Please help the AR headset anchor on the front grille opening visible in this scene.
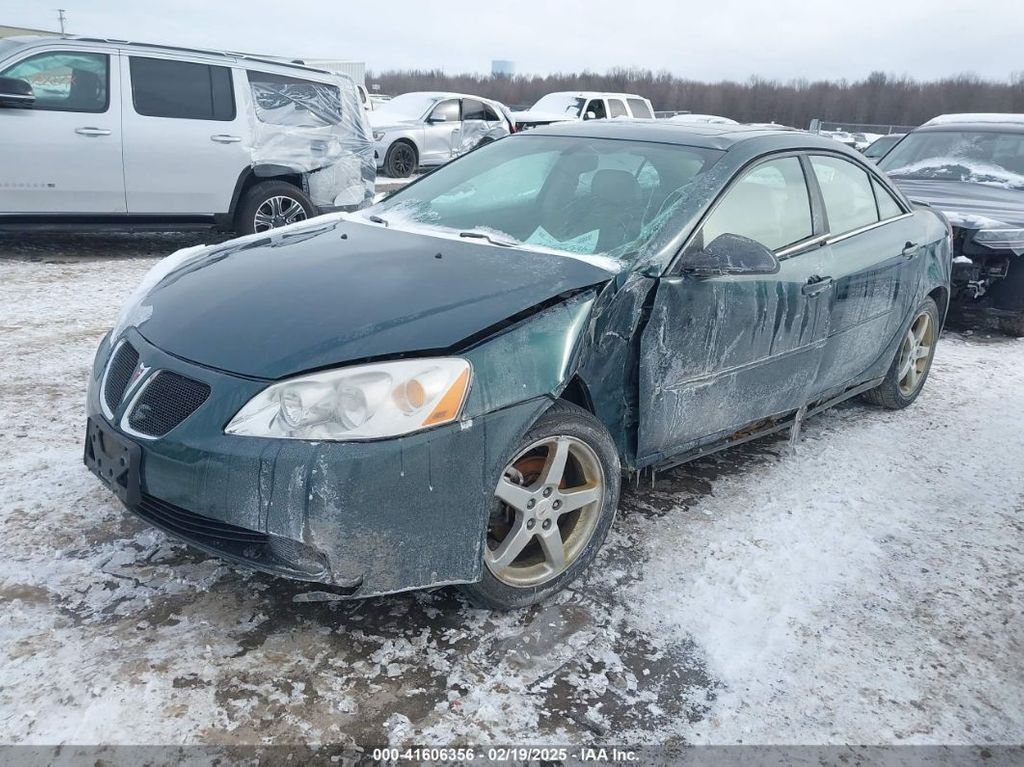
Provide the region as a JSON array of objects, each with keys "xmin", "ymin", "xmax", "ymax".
[
  {"xmin": 103, "ymin": 342, "xmax": 139, "ymax": 414},
  {"xmin": 136, "ymin": 494, "xmax": 268, "ymax": 545},
  {"xmin": 127, "ymin": 372, "xmax": 210, "ymax": 438}
]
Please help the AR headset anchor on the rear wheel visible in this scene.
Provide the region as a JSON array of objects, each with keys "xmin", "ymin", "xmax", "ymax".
[
  {"xmin": 235, "ymin": 180, "xmax": 315, "ymax": 235},
  {"xmin": 863, "ymin": 297, "xmax": 939, "ymax": 409},
  {"xmin": 383, "ymin": 141, "xmax": 417, "ymax": 178},
  {"xmin": 459, "ymin": 401, "xmax": 620, "ymax": 610}
]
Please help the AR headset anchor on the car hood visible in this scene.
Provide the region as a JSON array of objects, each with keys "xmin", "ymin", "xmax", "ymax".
[
  {"xmin": 889, "ymin": 178, "xmax": 1024, "ymax": 228},
  {"xmin": 367, "ymin": 113, "xmax": 420, "ymax": 130},
  {"xmin": 134, "ymin": 219, "xmax": 615, "ymax": 380}
]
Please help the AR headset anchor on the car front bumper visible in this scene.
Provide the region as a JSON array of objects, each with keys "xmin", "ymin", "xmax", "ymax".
[{"xmin": 85, "ymin": 328, "xmax": 549, "ymax": 598}]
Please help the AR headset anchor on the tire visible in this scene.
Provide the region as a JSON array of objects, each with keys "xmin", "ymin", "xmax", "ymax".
[
  {"xmin": 234, "ymin": 180, "xmax": 315, "ymax": 236},
  {"xmin": 459, "ymin": 400, "xmax": 621, "ymax": 610},
  {"xmin": 383, "ymin": 141, "xmax": 418, "ymax": 178},
  {"xmin": 863, "ymin": 297, "xmax": 940, "ymax": 410}
]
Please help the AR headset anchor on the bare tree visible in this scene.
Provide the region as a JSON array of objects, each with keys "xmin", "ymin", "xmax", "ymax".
[{"xmin": 369, "ymin": 69, "xmax": 1024, "ymax": 128}]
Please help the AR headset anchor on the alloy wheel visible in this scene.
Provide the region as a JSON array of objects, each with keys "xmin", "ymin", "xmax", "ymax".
[
  {"xmin": 389, "ymin": 145, "xmax": 415, "ymax": 176},
  {"xmin": 485, "ymin": 435, "xmax": 605, "ymax": 587},
  {"xmin": 897, "ymin": 310, "xmax": 935, "ymax": 396},
  {"xmin": 253, "ymin": 195, "xmax": 307, "ymax": 233}
]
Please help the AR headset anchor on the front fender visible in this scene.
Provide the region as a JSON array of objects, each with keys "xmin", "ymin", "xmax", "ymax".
[{"xmin": 459, "ymin": 291, "xmax": 598, "ymax": 419}]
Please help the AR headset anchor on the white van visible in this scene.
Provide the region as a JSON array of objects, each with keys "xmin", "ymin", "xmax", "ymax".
[{"xmin": 0, "ymin": 36, "xmax": 375, "ymax": 235}]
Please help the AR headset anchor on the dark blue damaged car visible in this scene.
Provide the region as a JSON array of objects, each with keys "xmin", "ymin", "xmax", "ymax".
[{"xmin": 85, "ymin": 121, "xmax": 951, "ymax": 609}]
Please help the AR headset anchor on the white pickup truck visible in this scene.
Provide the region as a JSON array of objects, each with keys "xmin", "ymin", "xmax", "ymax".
[{"xmin": 512, "ymin": 91, "xmax": 655, "ymax": 130}]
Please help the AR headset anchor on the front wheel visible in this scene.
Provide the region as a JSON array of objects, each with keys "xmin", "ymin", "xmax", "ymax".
[
  {"xmin": 383, "ymin": 141, "xmax": 418, "ymax": 178},
  {"xmin": 863, "ymin": 297, "xmax": 940, "ymax": 409},
  {"xmin": 459, "ymin": 401, "xmax": 621, "ymax": 610},
  {"xmin": 235, "ymin": 180, "xmax": 315, "ymax": 236}
]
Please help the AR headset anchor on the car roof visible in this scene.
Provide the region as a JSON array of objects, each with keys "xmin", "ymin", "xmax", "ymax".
[
  {"xmin": 527, "ymin": 118, "xmax": 840, "ymax": 152},
  {"xmin": 0, "ymin": 34, "xmax": 340, "ymax": 80},
  {"xmin": 543, "ymin": 91, "xmax": 649, "ymax": 101},
  {"xmin": 396, "ymin": 91, "xmax": 504, "ymax": 105},
  {"xmin": 915, "ymin": 116, "xmax": 1024, "ymax": 134}
]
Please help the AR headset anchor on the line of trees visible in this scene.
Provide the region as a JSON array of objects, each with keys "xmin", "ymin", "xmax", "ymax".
[{"xmin": 368, "ymin": 68, "xmax": 1024, "ymax": 129}]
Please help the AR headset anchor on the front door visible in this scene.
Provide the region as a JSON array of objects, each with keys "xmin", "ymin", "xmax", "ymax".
[
  {"xmin": 421, "ymin": 98, "xmax": 461, "ymax": 164},
  {"xmin": 0, "ymin": 48, "xmax": 125, "ymax": 214},
  {"xmin": 120, "ymin": 55, "xmax": 247, "ymax": 215},
  {"xmin": 637, "ymin": 155, "xmax": 833, "ymax": 463}
]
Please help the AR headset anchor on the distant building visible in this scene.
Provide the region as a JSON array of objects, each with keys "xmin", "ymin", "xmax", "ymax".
[
  {"xmin": 492, "ymin": 59, "xmax": 515, "ymax": 78},
  {"xmin": 0, "ymin": 24, "xmax": 60, "ymax": 38}
]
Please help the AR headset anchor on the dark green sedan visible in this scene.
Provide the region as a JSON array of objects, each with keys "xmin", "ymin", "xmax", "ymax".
[{"xmin": 85, "ymin": 121, "xmax": 951, "ymax": 609}]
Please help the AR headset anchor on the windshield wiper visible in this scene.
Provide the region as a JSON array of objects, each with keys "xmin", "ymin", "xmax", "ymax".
[
  {"xmin": 368, "ymin": 214, "xmax": 389, "ymax": 227},
  {"xmin": 458, "ymin": 231, "xmax": 518, "ymax": 247}
]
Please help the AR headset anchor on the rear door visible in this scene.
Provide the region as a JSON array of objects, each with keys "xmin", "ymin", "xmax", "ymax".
[
  {"xmin": 0, "ymin": 47, "xmax": 125, "ymax": 213},
  {"xmin": 120, "ymin": 54, "xmax": 247, "ymax": 215},
  {"xmin": 637, "ymin": 155, "xmax": 833, "ymax": 462},
  {"xmin": 807, "ymin": 154, "xmax": 920, "ymax": 393},
  {"xmin": 458, "ymin": 98, "xmax": 491, "ymax": 154},
  {"xmin": 607, "ymin": 98, "xmax": 628, "ymax": 118}
]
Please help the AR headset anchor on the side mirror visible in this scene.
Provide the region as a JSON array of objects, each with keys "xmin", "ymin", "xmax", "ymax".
[
  {"xmin": 584, "ymin": 111, "xmax": 597, "ymax": 120},
  {"xmin": 682, "ymin": 233, "xmax": 781, "ymax": 276},
  {"xmin": 0, "ymin": 76, "xmax": 34, "ymax": 109},
  {"xmin": 427, "ymin": 114, "xmax": 449, "ymax": 124}
]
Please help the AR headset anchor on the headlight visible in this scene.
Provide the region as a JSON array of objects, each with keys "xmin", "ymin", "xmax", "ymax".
[
  {"xmin": 372, "ymin": 130, "xmax": 385, "ymax": 141},
  {"xmin": 973, "ymin": 228, "xmax": 1024, "ymax": 251},
  {"xmin": 225, "ymin": 358, "xmax": 471, "ymax": 441}
]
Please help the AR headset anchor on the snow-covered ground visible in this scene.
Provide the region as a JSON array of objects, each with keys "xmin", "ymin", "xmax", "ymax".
[{"xmin": 0, "ymin": 234, "xmax": 1022, "ymax": 747}]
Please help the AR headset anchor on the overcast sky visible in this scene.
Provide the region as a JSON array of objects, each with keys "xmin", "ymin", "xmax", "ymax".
[{"xmin": 1, "ymin": 0, "xmax": 1019, "ymax": 82}]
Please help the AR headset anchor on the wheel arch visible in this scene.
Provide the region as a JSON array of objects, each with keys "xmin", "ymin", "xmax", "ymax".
[
  {"xmin": 928, "ymin": 284, "xmax": 950, "ymax": 327},
  {"xmin": 557, "ymin": 375, "xmax": 596, "ymax": 415},
  {"xmin": 228, "ymin": 166, "xmax": 305, "ymax": 220}
]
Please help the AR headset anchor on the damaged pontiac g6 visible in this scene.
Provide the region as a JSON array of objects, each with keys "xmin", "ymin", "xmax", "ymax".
[{"xmin": 85, "ymin": 122, "xmax": 951, "ymax": 609}]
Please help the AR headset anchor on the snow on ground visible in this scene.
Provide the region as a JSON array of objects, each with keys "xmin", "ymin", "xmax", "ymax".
[{"xmin": 0, "ymin": 233, "xmax": 1022, "ymax": 747}]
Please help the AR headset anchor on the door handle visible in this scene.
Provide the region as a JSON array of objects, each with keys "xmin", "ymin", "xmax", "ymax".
[
  {"xmin": 75, "ymin": 127, "xmax": 111, "ymax": 136},
  {"xmin": 901, "ymin": 241, "xmax": 920, "ymax": 259},
  {"xmin": 210, "ymin": 134, "xmax": 242, "ymax": 143},
  {"xmin": 802, "ymin": 275, "xmax": 834, "ymax": 296}
]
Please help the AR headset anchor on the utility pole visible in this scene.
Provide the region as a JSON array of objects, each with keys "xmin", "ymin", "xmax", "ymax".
[{"xmin": 56, "ymin": 8, "xmax": 67, "ymax": 34}]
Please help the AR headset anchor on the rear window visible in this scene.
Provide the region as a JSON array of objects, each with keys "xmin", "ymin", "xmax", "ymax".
[
  {"xmin": 130, "ymin": 57, "xmax": 234, "ymax": 121},
  {"xmin": 627, "ymin": 98, "xmax": 653, "ymax": 119},
  {"xmin": 608, "ymin": 99, "xmax": 628, "ymax": 118},
  {"xmin": 247, "ymin": 71, "xmax": 342, "ymax": 127}
]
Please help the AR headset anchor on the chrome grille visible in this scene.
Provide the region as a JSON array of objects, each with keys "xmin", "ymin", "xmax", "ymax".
[{"xmin": 102, "ymin": 342, "xmax": 139, "ymax": 415}]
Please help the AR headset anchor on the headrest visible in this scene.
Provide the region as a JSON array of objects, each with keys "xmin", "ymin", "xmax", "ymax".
[{"xmin": 590, "ymin": 169, "xmax": 641, "ymax": 205}]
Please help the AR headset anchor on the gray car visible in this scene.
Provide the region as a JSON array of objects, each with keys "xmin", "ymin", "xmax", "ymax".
[{"xmin": 370, "ymin": 91, "xmax": 513, "ymax": 177}]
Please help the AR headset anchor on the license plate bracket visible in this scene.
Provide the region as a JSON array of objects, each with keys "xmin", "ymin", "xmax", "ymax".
[{"xmin": 84, "ymin": 417, "xmax": 141, "ymax": 506}]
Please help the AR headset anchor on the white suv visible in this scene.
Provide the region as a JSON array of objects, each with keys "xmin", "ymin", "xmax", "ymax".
[
  {"xmin": 0, "ymin": 36, "xmax": 375, "ymax": 235},
  {"xmin": 512, "ymin": 91, "xmax": 655, "ymax": 130}
]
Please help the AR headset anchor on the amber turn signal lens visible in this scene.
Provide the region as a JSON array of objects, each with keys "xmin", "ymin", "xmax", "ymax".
[{"xmin": 422, "ymin": 367, "xmax": 470, "ymax": 426}]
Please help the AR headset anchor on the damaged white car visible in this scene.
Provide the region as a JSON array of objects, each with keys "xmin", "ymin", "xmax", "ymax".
[
  {"xmin": 0, "ymin": 36, "xmax": 375, "ymax": 235},
  {"xmin": 369, "ymin": 91, "xmax": 514, "ymax": 178}
]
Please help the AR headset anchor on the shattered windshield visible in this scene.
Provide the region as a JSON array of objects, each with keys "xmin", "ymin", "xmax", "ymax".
[
  {"xmin": 364, "ymin": 134, "xmax": 722, "ymax": 264},
  {"xmin": 879, "ymin": 130, "xmax": 1024, "ymax": 189},
  {"xmin": 530, "ymin": 94, "xmax": 587, "ymax": 117}
]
